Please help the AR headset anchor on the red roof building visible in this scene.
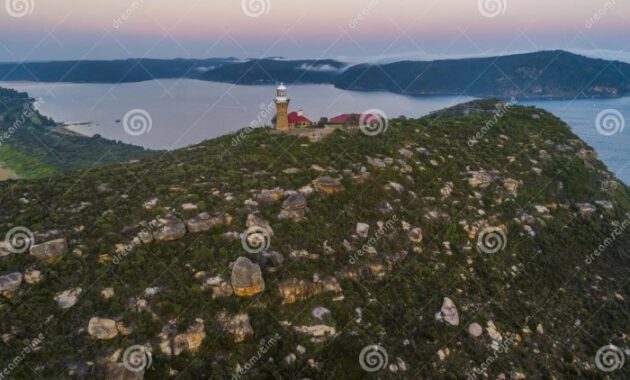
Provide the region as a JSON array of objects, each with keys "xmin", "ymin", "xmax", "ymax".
[{"xmin": 288, "ymin": 110, "xmax": 313, "ymax": 128}]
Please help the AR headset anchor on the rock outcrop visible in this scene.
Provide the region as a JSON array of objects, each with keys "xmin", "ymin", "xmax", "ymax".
[
  {"xmin": 0, "ymin": 272, "xmax": 23, "ymax": 296},
  {"xmin": 88, "ymin": 317, "xmax": 118, "ymax": 340},
  {"xmin": 278, "ymin": 193, "xmax": 308, "ymax": 221},
  {"xmin": 30, "ymin": 239, "xmax": 68, "ymax": 263},
  {"xmin": 153, "ymin": 217, "xmax": 186, "ymax": 241},
  {"xmin": 231, "ymin": 257, "xmax": 265, "ymax": 297},
  {"xmin": 54, "ymin": 287, "xmax": 82, "ymax": 309},
  {"xmin": 217, "ymin": 312, "xmax": 253, "ymax": 343},
  {"xmin": 435, "ymin": 297, "xmax": 459, "ymax": 326},
  {"xmin": 313, "ymin": 177, "xmax": 345, "ymax": 194},
  {"xmin": 278, "ymin": 277, "xmax": 342, "ymax": 304}
]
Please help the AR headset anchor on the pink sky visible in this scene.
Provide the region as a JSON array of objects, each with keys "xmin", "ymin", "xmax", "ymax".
[{"xmin": 0, "ymin": 0, "xmax": 628, "ymax": 61}]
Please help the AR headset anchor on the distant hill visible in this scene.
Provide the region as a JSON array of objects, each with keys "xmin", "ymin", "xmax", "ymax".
[
  {"xmin": 1, "ymin": 51, "xmax": 630, "ymax": 98},
  {"xmin": 0, "ymin": 58, "xmax": 236, "ymax": 83},
  {"xmin": 335, "ymin": 50, "xmax": 630, "ymax": 99},
  {"xmin": 200, "ymin": 59, "xmax": 347, "ymax": 84}
]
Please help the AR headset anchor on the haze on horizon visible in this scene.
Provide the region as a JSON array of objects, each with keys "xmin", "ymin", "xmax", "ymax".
[{"xmin": 0, "ymin": 0, "xmax": 628, "ymax": 63}]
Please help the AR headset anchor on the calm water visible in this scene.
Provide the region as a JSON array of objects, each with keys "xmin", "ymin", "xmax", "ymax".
[{"xmin": 2, "ymin": 80, "xmax": 629, "ymax": 183}]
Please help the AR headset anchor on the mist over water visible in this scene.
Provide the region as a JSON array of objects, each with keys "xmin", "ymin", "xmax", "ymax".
[{"xmin": 2, "ymin": 80, "xmax": 629, "ymax": 183}]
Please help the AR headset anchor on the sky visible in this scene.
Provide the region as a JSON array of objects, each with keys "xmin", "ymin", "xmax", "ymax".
[{"xmin": 0, "ymin": 0, "xmax": 628, "ymax": 63}]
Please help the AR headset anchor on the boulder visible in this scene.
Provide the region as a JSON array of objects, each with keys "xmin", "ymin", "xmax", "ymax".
[
  {"xmin": 30, "ymin": 239, "xmax": 68, "ymax": 263},
  {"xmin": 172, "ymin": 319, "xmax": 206, "ymax": 355},
  {"xmin": 378, "ymin": 200, "xmax": 394, "ymax": 214},
  {"xmin": 24, "ymin": 270, "xmax": 42, "ymax": 284},
  {"xmin": 435, "ymin": 297, "xmax": 459, "ymax": 326},
  {"xmin": 256, "ymin": 188, "xmax": 285, "ymax": 203},
  {"xmin": 468, "ymin": 323, "xmax": 483, "ymax": 337},
  {"xmin": 577, "ymin": 203, "xmax": 597, "ymax": 216},
  {"xmin": 258, "ymin": 250, "xmax": 284, "ymax": 272},
  {"xmin": 313, "ymin": 177, "xmax": 345, "ymax": 194},
  {"xmin": 88, "ymin": 317, "xmax": 118, "ymax": 340},
  {"xmin": 467, "ymin": 171, "xmax": 494, "ymax": 188},
  {"xmin": 0, "ymin": 272, "xmax": 23, "ymax": 295},
  {"xmin": 246, "ymin": 214, "xmax": 274, "ymax": 237},
  {"xmin": 312, "ymin": 306, "xmax": 331, "ymax": 320},
  {"xmin": 503, "ymin": 178, "xmax": 519, "ymax": 195},
  {"xmin": 294, "ymin": 325, "xmax": 336, "ymax": 338},
  {"xmin": 356, "ymin": 223, "xmax": 370, "ymax": 238},
  {"xmin": 278, "ymin": 277, "xmax": 342, "ymax": 304},
  {"xmin": 153, "ymin": 217, "xmax": 186, "ymax": 241},
  {"xmin": 367, "ymin": 157, "xmax": 387, "ymax": 169},
  {"xmin": 185, "ymin": 212, "xmax": 227, "ymax": 233},
  {"xmin": 408, "ymin": 228, "xmax": 423, "ymax": 243},
  {"xmin": 231, "ymin": 257, "xmax": 265, "ymax": 297},
  {"xmin": 217, "ymin": 313, "xmax": 253, "ymax": 343},
  {"xmin": 278, "ymin": 193, "xmax": 308, "ymax": 221},
  {"xmin": 54, "ymin": 287, "xmax": 82, "ymax": 309}
]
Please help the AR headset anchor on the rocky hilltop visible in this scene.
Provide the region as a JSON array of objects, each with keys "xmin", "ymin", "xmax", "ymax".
[{"xmin": 0, "ymin": 100, "xmax": 629, "ymax": 379}]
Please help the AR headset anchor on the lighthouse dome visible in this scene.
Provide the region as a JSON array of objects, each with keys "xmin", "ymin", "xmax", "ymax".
[{"xmin": 277, "ymin": 82, "xmax": 287, "ymax": 91}]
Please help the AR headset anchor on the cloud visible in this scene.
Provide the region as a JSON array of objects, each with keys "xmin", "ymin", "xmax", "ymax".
[{"xmin": 297, "ymin": 63, "xmax": 345, "ymax": 72}]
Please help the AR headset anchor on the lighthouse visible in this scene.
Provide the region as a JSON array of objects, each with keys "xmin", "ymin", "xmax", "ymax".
[{"xmin": 274, "ymin": 83, "xmax": 290, "ymax": 131}]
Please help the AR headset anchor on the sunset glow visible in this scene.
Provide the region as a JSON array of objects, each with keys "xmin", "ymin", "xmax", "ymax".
[{"xmin": 0, "ymin": 0, "xmax": 628, "ymax": 61}]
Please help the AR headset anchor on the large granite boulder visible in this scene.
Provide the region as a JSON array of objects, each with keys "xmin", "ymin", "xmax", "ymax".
[
  {"xmin": 256, "ymin": 188, "xmax": 285, "ymax": 204},
  {"xmin": 278, "ymin": 277, "xmax": 342, "ymax": 304},
  {"xmin": 217, "ymin": 312, "xmax": 254, "ymax": 343},
  {"xmin": 54, "ymin": 287, "xmax": 82, "ymax": 309},
  {"xmin": 278, "ymin": 193, "xmax": 308, "ymax": 221},
  {"xmin": 153, "ymin": 218, "xmax": 186, "ymax": 241},
  {"xmin": 313, "ymin": 177, "xmax": 345, "ymax": 194},
  {"xmin": 0, "ymin": 272, "xmax": 23, "ymax": 296},
  {"xmin": 172, "ymin": 319, "xmax": 206, "ymax": 356},
  {"xmin": 30, "ymin": 239, "xmax": 68, "ymax": 263},
  {"xmin": 435, "ymin": 297, "xmax": 459, "ymax": 326},
  {"xmin": 88, "ymin": 317, "xmax": 118, "ymax": 340},
  {"xmin": 185, "ymin": 212, "xmax": 227, "ymax": 233},
  {"xmin": 231, "ymin": 257, "xmax": 265, "ymax": 297},
  {"xmin": 246, "ymin": 214, "xmax": 274, "ymax": 237}
]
